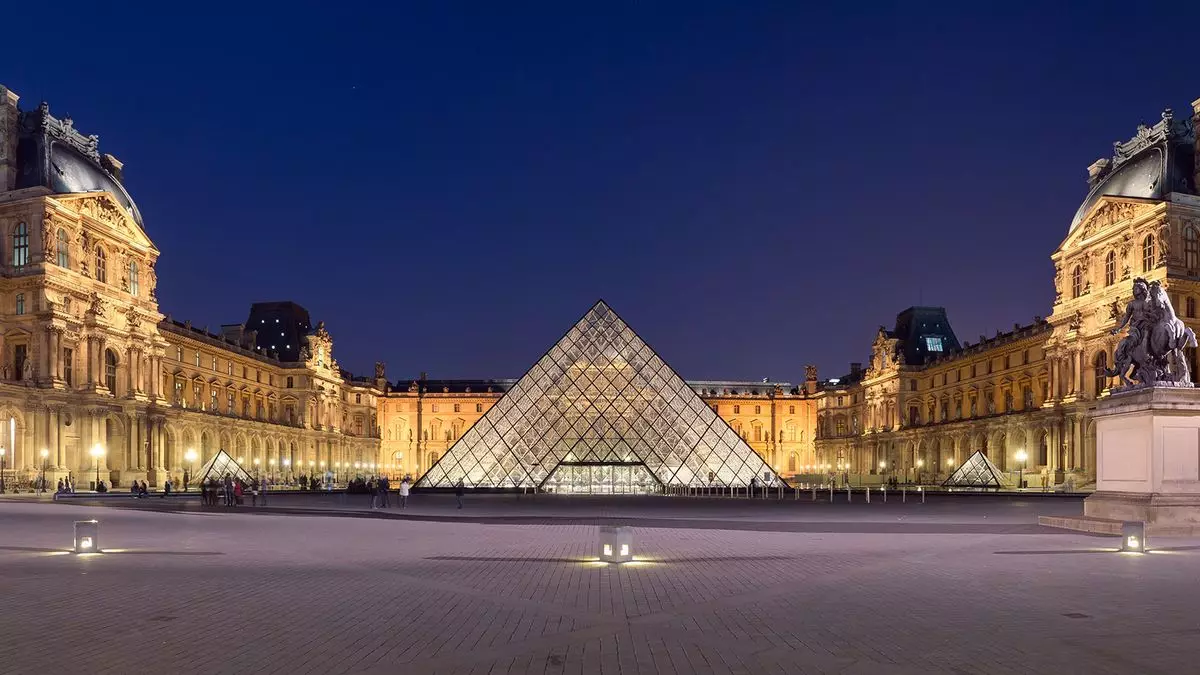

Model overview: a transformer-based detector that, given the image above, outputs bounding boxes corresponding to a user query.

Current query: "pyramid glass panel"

[942,451,1010,489]
[189,449,252,488]
[417,301,780,491]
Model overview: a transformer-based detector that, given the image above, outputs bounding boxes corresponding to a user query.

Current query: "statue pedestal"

[1084,386,1200,534]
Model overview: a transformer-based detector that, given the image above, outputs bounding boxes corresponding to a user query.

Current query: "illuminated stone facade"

[0,86,380,489]
[379,374,818,483]
[4,83,1196,493]
[815,99,1200,488]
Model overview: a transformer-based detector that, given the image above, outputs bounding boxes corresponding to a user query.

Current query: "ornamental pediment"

[55,192,155,251]
[1070,198,1154,244]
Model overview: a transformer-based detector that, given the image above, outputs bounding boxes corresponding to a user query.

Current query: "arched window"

[1187,297,1196,319]
[1104,251,1116,286]
[788,453,797,472]
[908,407,920,426]
[129,260,139,296]
[1071,265,1083,298]
[1093,351,1108,397]
[1187,227,1200,271]
[11,222,28,269]
[56,228,69,268]
[95,247,107,283]
[1142,235,1154,272]
[104,349,118,393]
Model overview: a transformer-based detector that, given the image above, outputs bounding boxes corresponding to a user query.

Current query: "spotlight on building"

[1121,521,1146,553]
[74,520,100,554]
[599,526,633,563]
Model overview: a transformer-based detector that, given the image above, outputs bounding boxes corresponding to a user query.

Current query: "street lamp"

[253,457,261,478]
[90,445,105,490]
[1015,449,1028,489]
[184,449,197,491]
[916,458,924,485]
[40,449,49,493]
[283,458,291,483]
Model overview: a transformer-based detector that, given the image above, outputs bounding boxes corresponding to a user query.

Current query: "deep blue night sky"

[7,2,1200,382]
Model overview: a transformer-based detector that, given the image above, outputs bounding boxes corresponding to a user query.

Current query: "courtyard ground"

[0,494,1196,674]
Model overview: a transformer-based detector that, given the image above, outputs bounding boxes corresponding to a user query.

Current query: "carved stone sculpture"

[374,361,386,379]
[1107,277,1198,387]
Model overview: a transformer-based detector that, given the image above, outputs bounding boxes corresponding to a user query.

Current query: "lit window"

[95,247,107,283]
[129,261,139,296]
[56,228,69,268]
[1105,250,1116,286]
[104,349,118,393]
[11,222,28,268]
[1071,265,1082,298]
[1143,235,1154,272]
[1188,227,1200,271]
[194,351,201,367]
[925,336,943,352]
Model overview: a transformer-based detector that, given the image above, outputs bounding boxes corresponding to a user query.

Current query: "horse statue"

[1107,278,1197,388]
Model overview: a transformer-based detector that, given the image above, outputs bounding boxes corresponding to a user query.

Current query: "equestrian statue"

[1107,277,1197,388]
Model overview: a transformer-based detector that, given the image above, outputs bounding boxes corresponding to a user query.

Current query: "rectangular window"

[475,403,482,413]
[13,344,26,380]
[909,380,916,392]
[212,356,217,370]
[431,403,439,413]
[14,293,24,315]
[788,405,795,414]
[12,222,28,269]
[211,389,218,410]
[63,348,72,385]
[733,405,740,414]
[194,351,201,367]
[227,361,233,376]
[286,376,293,388]
[755,405,761,415]
[176,347,183,361]
[242,366,247,378]
[924,336,943,352]
[452,403,459,412]
[227,392,234,413]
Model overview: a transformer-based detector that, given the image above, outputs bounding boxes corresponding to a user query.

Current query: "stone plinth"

[1084,386,1200,534]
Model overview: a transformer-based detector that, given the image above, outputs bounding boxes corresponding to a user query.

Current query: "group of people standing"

[199,474,272,507]
[364,475,412,509]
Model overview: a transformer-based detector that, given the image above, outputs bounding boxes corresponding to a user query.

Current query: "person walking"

[455,479,464,509]
[379,475,390,508]
[399,477,410,509]
[222,473,234,507]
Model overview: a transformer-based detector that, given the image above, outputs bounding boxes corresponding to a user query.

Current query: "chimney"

[804,364,818,395]
[0,85,19,193]
[1087,158,1110,187]
[849,362,862,377]
[1192,97,1200,192]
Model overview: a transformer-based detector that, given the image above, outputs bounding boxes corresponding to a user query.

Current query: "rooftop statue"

[1107,278,1197,388]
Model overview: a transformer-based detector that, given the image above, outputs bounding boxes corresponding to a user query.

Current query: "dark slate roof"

[14,101,143,226]
[892,306,962,366]
[244,301,314,363]
[1070,107,1196,232]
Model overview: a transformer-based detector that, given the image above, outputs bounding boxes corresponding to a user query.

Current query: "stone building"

[815,99,1200,488]
[0,85,380,489]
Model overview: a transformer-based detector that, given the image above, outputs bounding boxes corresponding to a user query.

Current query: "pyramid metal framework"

[942,450,1009,489]
[189,449,252,488]
[418,301,780,491]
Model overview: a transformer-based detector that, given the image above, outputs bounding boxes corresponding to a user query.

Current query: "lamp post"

[1015,449,1028,490]
[90,445,104,490]
[40,449,49,493]
[184,449,197,491]
[268,457,276,481]
[916,458,924,485]
[253,457,261,479]
[283,458,291,484]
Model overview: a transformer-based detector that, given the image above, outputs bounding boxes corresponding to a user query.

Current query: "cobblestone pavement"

[0,499,1196,674]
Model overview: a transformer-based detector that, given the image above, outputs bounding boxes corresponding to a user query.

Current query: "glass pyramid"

[418,301,780,491]
[189,449,252,488]
[942,450,1009,489]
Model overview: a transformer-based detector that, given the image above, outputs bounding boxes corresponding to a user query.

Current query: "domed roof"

[14,102,142,227]
[1069,108,1195,233]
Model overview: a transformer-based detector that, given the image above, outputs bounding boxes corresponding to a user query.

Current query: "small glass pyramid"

[189,449,253,488]
[942,450,1009,489]
[418,301,780,491]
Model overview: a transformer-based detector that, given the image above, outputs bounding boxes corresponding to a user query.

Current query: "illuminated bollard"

[865,487,870,504]
[599,526,633,563]
[74,520,99,554]
[1121,521,1146,553]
